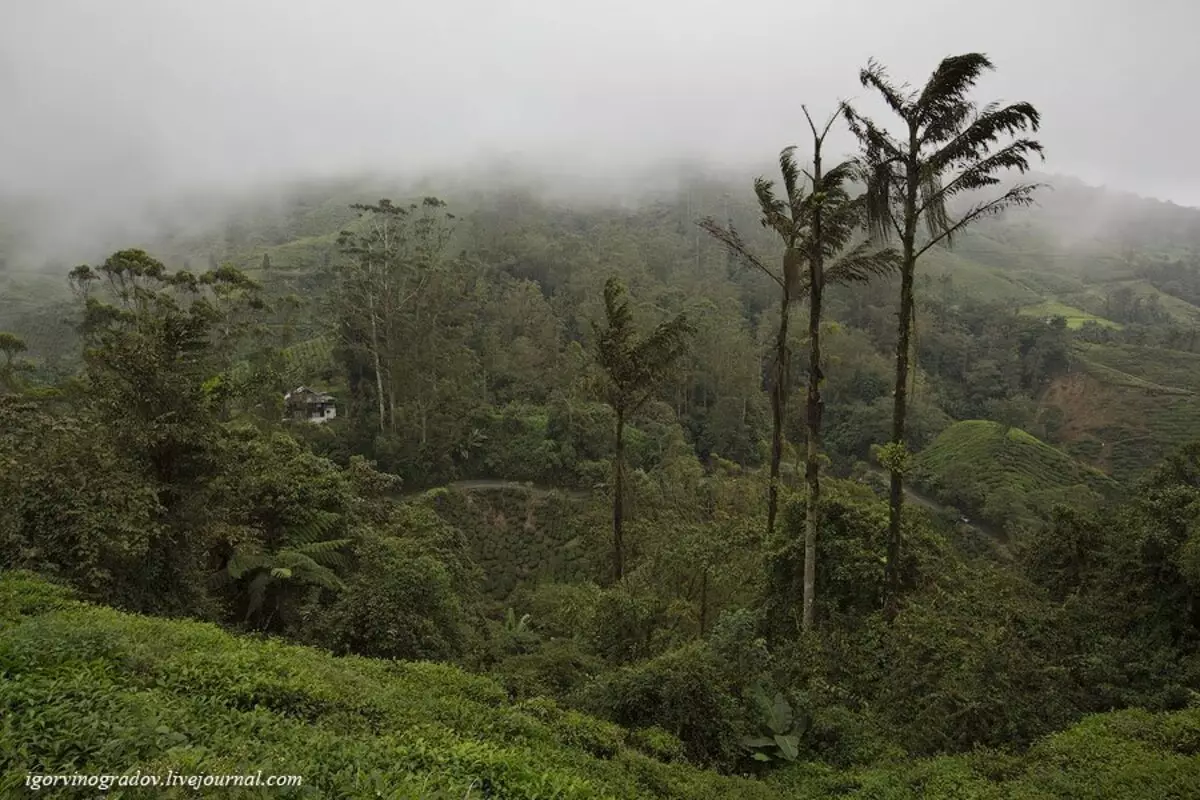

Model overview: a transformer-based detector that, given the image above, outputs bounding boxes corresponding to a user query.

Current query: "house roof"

[285,386,334,402]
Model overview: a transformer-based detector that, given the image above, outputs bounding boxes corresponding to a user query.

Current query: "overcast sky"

[2,0,1198,220]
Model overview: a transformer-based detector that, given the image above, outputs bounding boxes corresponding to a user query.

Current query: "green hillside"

[919,246,1040,303]
[235,233,339,274]
[1062,279,1200,327]
[912,420,1118,530]
[1043,344,1200,482]
[0,572,762,799]
[1078,342,1200,392]
[5,572,1200,800]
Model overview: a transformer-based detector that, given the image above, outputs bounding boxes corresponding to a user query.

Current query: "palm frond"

[919,170,952,243]
[226,547,267,581]
[754,177,791,239]
[826,240,901,285]
[294,537,352,557]
[632,315,694,379]
[931,139,1045,207]
[293,538,353,573]
[821,159,857,192]
[779,147,802,208]
[916,182,1042,257]
[273,549,346,591]
[859,58,913,118]
[288,509,342,543]
[928,103,1043,171]
[697,217,782,287]
[865,157,902,243]
[915,53,995,126]
[843,107,903,161]
[843,108,904,243]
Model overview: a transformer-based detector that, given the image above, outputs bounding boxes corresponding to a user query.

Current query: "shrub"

[493,638,605,701]
[312,535,470,661]
[575,642,747,768]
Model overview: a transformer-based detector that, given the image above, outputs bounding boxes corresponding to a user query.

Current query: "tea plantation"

[3,571,1199,799]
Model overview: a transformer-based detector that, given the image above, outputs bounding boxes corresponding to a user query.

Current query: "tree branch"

[915,183,1040,257]
[697,217,784,288]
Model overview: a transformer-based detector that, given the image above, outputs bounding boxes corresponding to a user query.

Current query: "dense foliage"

[3,51,1200,799]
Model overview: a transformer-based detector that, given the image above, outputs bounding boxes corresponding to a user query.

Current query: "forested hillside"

[3,52,1200,798]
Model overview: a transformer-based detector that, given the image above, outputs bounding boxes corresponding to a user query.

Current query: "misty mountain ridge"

[1,166,1197,273]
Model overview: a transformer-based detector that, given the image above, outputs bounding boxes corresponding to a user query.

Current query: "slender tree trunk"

[613,409,626,582]
[699,568,709,636]
[803,158,825,632]
[367,293,386,433]
[885,138,920,622]
[885,264,913,620]
[382,359,397,434]
[419,399,428,448]
[767,283,791,539]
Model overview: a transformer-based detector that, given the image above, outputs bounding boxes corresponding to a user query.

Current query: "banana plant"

[741,684,810,763]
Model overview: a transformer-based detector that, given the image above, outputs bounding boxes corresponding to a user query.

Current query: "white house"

[284,386,337,424]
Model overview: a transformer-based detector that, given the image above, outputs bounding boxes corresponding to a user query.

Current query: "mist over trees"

[2,44,1200,800]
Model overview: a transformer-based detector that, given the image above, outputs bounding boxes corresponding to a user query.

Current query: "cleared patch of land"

[1019,301,1122,329]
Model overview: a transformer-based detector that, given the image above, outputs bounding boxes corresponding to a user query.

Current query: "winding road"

[408,473,1012,560]
[863,467,1012,561]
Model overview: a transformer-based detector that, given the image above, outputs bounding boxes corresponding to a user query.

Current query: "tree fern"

[844,52,1043,619]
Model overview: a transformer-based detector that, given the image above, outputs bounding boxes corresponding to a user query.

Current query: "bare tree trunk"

[885,137,920,622]
[699,569,709,636]
[767,286,791,540]
[613,409,626,581]
[367,293,386,433]
[802,150,825,632]
[419,399,428,448]
[886,265,913,620]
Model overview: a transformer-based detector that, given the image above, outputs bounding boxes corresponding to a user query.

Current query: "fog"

[2,0,1198,263]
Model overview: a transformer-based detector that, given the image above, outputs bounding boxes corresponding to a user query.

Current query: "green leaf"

[741,736,775,749]
[768,693,793,733]
[773,734,800,761]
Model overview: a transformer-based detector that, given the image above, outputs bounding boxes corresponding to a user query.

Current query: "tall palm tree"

[700,149,809,542]
[798,105,897,629]
[843,53,1044,619]
[702,138,894,627]
[595,276,693,582]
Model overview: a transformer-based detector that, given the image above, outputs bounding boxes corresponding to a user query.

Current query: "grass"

[1019,301,1122,330]
[4,571,1200,799]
